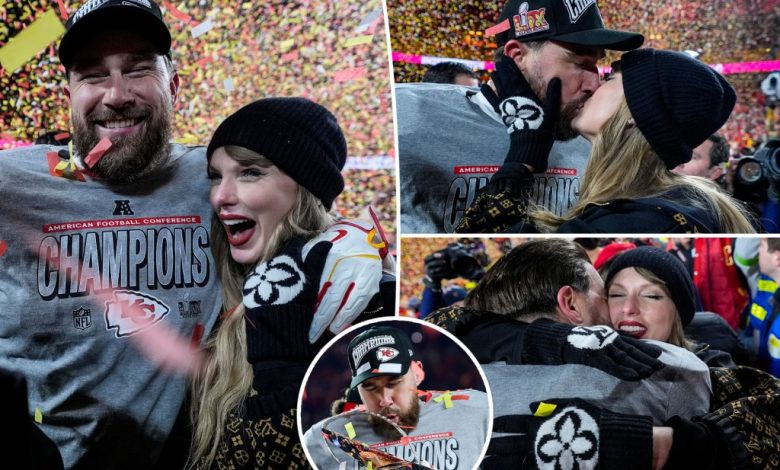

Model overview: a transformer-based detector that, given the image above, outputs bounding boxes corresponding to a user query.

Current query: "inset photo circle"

[298,317,492,470]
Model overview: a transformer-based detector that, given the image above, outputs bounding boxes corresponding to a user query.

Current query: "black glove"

[522,319,665,380]
[242,236,332,392]
[481,53,561,175]
[483,399,653,470]
[422,249,455,291]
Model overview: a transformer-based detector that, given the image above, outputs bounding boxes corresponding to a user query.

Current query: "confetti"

[279,39,295,52]
[191,324,205,348]
[191,19,214,39]
[433,391,453,409]
[281,50,299,61]
[485,19,510,37]
[344,422,356,439]
[333,66,366,82]
[223,77,234,92]
[533,402,558,417]
[344,35,374,48]
[54,0,68,20]
[34,407,42,423]
[84,137,112,168]
[0,240,7,257]
[163,0,193,23]
[0,9,65,74]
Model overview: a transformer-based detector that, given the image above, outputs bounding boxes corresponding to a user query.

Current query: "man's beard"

[555,94,590,141]
[369,398,420,440]
[72,102,173,184]
[527,67,590,141]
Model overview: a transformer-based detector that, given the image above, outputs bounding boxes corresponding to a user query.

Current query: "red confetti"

[333,66,366,82]
[46,151,63,176]
[55,0,68,20]
[163,0,193,23]
[281,50,299,61]
[54,132,70,142]
[190,323,205,348]
[485,19,510,37]
[0,240,7,257]
[84,137,112,168]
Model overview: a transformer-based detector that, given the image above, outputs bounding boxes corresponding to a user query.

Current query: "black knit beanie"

[620,48,736,169]
[207,97,347,209]
[605,246,695,326]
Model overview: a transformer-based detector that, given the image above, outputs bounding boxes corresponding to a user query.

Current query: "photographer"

[419,241,486,319]
[729,139,780,232]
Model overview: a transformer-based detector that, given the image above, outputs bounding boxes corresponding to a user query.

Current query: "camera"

[733,139,780,202]
[443,242,485,280]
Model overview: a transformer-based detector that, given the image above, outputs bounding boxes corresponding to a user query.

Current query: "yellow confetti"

[534,402,558,417]
[279,39,295,52]
[344,422,356,439]
[0,9,65,73]
[433,391,453,409]
[344,35,374,47]
[34,407,43,423]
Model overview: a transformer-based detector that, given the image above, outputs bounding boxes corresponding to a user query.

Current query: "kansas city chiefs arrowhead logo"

[105,290,170,337]
[376,347,399,362]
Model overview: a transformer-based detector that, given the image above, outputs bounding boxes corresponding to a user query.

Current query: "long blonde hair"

[530,100,755,233]
[189,145,334,468]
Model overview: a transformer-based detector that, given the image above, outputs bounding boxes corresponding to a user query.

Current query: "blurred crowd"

[388,0,780,148]
[1,0,396,235]
[400,237,510,314]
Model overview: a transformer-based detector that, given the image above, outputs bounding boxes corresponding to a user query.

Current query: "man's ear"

[410,361,425,386]
[707,165,724,181]
[556,286,585,325]
[503,40,532,72]
[169,71,180,105]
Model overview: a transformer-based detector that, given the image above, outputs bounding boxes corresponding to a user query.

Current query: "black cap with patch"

[59,0,171,69]
[494,0,643,51]
[348,326,414,390]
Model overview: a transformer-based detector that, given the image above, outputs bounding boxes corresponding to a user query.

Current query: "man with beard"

[397,0,644,233]
[0,1,222,468]
[426,239,714,468]
[303,325,489,469]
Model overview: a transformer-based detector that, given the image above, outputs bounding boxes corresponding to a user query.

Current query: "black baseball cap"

[494,0,643,51]
[348,326,414,390]
[59,0,171,69]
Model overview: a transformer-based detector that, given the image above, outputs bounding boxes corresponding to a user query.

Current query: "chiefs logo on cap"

[376,347,399,362]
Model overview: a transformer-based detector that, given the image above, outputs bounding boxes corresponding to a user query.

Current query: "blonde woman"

[189,97,394,469]
[456,48,754,233]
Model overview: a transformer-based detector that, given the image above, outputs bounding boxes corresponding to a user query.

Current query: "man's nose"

[583,70,601,94]
[102,74,135,109]
[378,389,394,408]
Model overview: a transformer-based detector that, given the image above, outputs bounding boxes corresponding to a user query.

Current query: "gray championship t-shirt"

[0,143,221,468]
[304,389,489,470]
[396,82,591,233]
[484,340,712,429]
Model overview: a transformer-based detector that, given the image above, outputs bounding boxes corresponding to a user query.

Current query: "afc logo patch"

[73,307,92,330]
[113,200,134,215]
[376,347,399,362]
